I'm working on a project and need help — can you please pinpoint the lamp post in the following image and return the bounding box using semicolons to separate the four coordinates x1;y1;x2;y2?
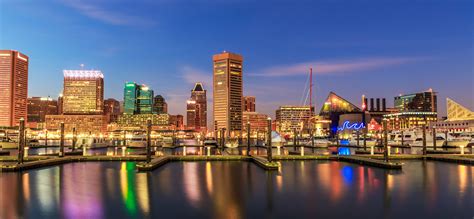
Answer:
17;118;25;164
422;125;427;156
267;117;272;162
383;120;389;163
432;126;437;151
146;119;151;163
45;129;48;147
72;127;76;151
59;122;65;157
247;122;251;156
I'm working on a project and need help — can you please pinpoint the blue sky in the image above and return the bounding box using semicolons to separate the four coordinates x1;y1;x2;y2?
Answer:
1;0;472;119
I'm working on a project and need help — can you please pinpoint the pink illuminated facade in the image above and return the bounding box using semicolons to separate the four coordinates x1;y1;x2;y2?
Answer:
0;50;28;127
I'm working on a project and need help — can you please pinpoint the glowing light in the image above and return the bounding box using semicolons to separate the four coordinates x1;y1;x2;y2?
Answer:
63;70;104;78
337;121;365;131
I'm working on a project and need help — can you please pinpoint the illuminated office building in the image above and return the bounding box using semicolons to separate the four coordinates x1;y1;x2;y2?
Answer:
243;96;256;112
0;50;28;127
385;89;438;130
186;83;207;132
137;85;154;114
116;114;169;130
242;111;268;134
153;95;168;114
123;82;138;114
276;106;314;134
213;51;243;136
62;70;104;115
123;82;154;115
27;97;58;123
394;89;437;112
104;98;121;123
170;114;184;130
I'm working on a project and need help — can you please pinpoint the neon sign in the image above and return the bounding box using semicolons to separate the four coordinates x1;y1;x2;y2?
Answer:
337;121;365;131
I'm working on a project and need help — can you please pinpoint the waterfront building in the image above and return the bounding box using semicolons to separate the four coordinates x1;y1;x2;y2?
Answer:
319;92;361;133
104;98;121;123
0;50;28;127
123;82;155;114
186;83;207;132
309;116;332;137
433;98;474;133
242;111;268;134
116;114;169;130
394;89;437;112
45;114;108;134
153;95;168;114
27;97;58;127
213;51;243;136
62;70;104;115
384;89;438;130
243;96;256;112
276;105;314;135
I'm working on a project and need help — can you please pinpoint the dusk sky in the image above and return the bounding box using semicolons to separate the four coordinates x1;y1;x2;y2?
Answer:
1;0;472;119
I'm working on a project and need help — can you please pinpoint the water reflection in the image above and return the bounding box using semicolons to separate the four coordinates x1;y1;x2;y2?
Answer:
0;160;472;218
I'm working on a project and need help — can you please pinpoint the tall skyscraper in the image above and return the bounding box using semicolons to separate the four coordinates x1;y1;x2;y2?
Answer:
186;83;207;132
243;96;256;112
62;70;104;115
213;51;243;136
0;50;29;127
123;82;154;115
153;95;168;114
137;85;154;114
124;82;138;114
394;89;437;112
46;69;107;134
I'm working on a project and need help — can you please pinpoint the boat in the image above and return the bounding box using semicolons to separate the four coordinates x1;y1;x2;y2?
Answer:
162;137;174;147
128;134;147;148
203;138;218;147
225;139;239;148
445;132;472;148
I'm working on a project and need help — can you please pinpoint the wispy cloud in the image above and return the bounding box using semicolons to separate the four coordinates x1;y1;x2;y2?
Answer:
59;0;154;26
180;66;212;90
250;57;423;77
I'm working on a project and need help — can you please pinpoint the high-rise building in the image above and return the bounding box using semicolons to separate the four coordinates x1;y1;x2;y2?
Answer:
62;70;104;115
27;97;58;123
243;96;256;112
394;89;437;112
186;83;207;132
213;51;243;136
153;95;168;114
57;93;63;115
124;82;138;114
137;85;154;114
0;50;28;127
104;98;121;123
385;89;438;130
123;82;154;115
276;106;313;134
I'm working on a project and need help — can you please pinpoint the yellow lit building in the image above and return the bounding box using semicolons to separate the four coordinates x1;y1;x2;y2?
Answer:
213;51;243;137
62;70;104;115
276;105;313;134
45;114;108;134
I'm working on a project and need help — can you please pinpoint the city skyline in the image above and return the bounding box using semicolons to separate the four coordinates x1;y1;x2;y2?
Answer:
1;0;472;120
